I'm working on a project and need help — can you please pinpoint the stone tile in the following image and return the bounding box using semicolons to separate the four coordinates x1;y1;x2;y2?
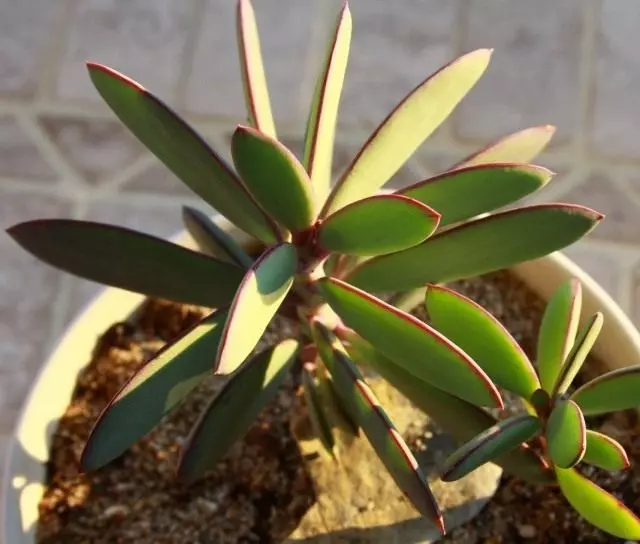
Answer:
591;2;640;158
0;116;57;182
556;172;640;244
185;0;315;123
56;0;195;103
455;0;583;146
122;160;193;196
67;200;184;316
0;191;72;417
39;115;145;184
563;244;622;300
0;0;64;97
339;0;457;131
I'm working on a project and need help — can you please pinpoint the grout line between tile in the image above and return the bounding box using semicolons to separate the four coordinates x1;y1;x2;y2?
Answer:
35;0;80;102
175;0;209;108
573;0;598;164
15;112;89;196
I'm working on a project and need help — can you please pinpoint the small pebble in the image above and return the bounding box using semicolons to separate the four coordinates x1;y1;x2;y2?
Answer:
517;524;537;538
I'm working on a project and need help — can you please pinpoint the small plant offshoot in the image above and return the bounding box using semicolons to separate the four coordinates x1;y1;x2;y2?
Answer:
8;0;640;539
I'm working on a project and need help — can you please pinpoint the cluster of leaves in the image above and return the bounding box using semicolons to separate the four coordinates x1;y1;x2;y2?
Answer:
8;0;634;538
414;279;640;539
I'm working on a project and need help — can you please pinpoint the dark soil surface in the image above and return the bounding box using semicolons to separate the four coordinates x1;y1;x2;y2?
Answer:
36;271;640;543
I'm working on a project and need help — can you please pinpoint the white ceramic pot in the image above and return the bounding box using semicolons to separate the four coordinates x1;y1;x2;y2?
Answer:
3;216;640;543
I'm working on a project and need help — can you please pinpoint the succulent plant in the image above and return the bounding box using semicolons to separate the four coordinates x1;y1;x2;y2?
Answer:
399;278;640;539
6;0;610;537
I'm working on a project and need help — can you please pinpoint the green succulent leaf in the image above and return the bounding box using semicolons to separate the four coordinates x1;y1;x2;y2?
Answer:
81;308;229;471
556;467;640;539
7;220;244;308
441;414;542;482
399;164;552;228
182;206;253;268
303;3;351;203
301;364;336;458
312;322;444;534
571;365;640;416
583;430;630;471
546;399;586;469
177;339;299;482
86;63;279;243
316;277;503;408
342;332;553;484
346;204;603;293
453;125;556;168
231;125;315;232
323;49;492;215
553;312;604;396
425;284;539;398
317;194;440;256
236;0;276;138
537;278;583;393
215;243;297;375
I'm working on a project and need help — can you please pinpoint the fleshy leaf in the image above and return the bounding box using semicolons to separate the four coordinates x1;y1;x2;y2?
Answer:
317;194;440;256
323;49;492;215
301;364;336;458
392;287;428;313
546;399;586;469
553;312;604;396
399;164;552;228
441;414;541;481
425;284;539;398
82;308;229;470
556;467;640;539
232;125;315;232
571;365;640;416
178;339;299;482
312;322;444;533
582;430;630;471
303;3;352;203
537;279;582;393
86;63;278;243
346;204;603;293
182;206;253;268
215;243;297;374
342;332;553;484
316;277;503;408
453;125;556;168
7;220;244;307
236;0;276;138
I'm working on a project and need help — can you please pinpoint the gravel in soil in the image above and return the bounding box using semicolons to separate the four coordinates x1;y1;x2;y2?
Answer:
36;271;640;543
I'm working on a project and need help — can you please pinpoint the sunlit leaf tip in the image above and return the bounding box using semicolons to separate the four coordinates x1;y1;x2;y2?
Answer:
453;124;556;168
556;467;640;539
236;0;276;138
214;243;297;375
583;430;630;472
425;284;539;398
322;48;493;216
303;0;352;202
553;312;604;396
86;62;145;92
